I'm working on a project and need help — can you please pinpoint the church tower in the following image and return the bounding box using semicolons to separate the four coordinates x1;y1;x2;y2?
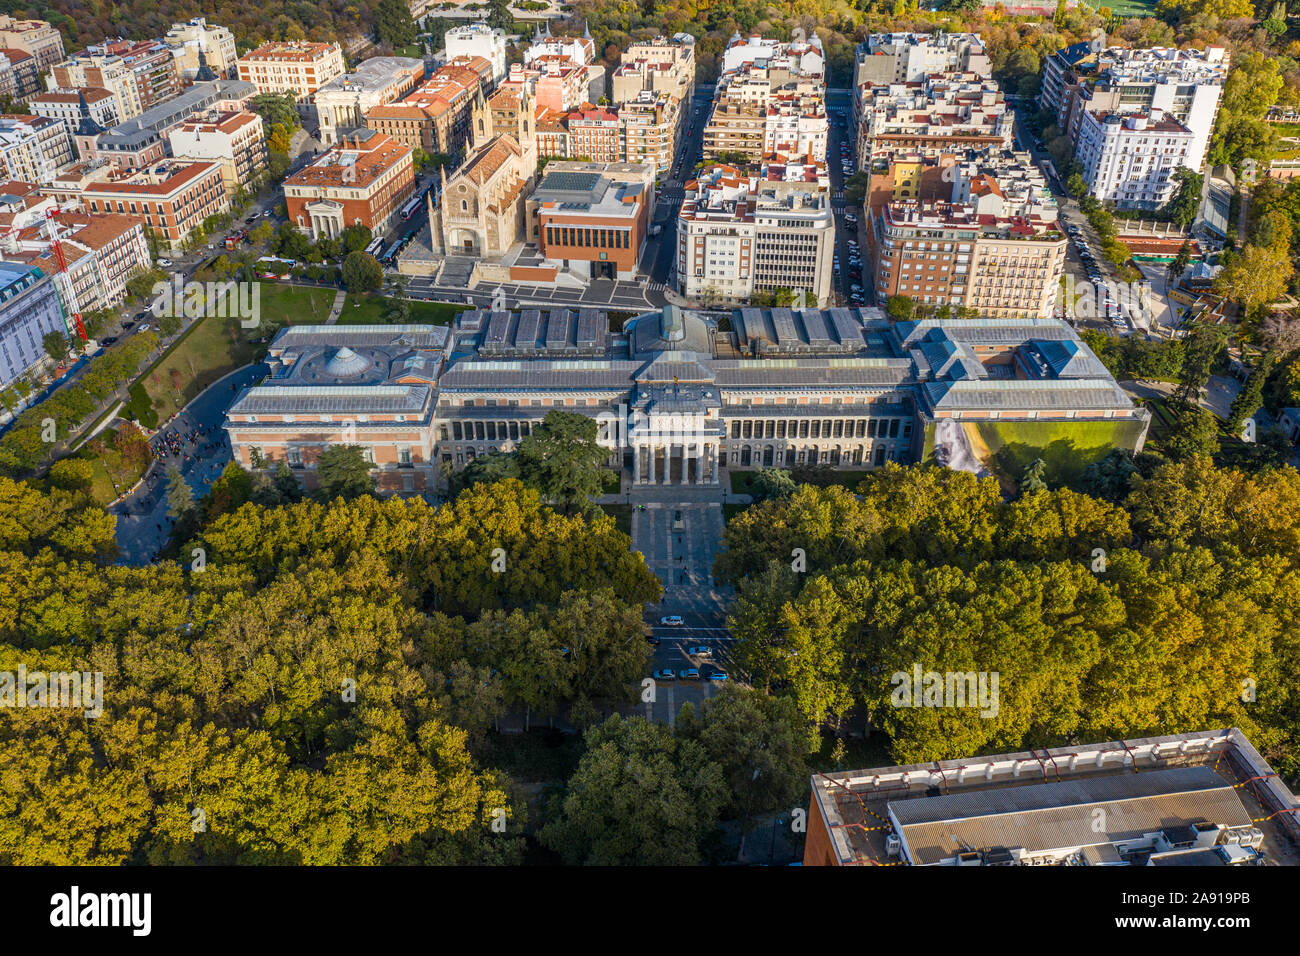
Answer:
516;81;537;176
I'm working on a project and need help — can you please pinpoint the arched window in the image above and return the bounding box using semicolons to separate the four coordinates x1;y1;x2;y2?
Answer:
461;199;468;212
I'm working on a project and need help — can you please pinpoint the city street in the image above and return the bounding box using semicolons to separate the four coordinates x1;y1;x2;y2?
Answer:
110;363;266;565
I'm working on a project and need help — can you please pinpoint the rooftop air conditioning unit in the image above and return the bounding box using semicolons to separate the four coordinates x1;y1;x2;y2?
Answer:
885;834;901;857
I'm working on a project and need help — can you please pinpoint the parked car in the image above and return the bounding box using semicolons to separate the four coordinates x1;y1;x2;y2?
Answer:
157;258;173;268
707;671;730;682
652;668;677;681
100;336;118;346
138;324;152;332
679;667;700;679
659;615;684;627
686;645;713;657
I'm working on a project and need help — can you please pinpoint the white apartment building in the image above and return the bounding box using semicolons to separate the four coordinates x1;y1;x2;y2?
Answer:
28;88;119;144
722;33;825;79
168;110;267;196
853;32;991;86
1076;109;1194;209
444;22;508;86
764;92;828;163
165;17;238;80
0;115;73;183
1046;45;1228;175
677;160;834;306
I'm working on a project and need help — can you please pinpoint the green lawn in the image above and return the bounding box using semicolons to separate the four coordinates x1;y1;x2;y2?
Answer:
600;503;632;537
258;283;338;326
336;294;463;326
140;312;262;424
728;468;866;496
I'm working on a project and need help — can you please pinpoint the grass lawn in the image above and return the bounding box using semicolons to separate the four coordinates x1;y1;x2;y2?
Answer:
138;284;337;424
1103;0;1158;16
140;313;260;424
336;294;462;326
69;424;152;505
259;283;338;326
728;468;865;496
600;503;632;537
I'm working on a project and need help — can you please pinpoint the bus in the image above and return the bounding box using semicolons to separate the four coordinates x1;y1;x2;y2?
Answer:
364;237;384;258
256;256;295;279
400;195;422;220
381;241;402;264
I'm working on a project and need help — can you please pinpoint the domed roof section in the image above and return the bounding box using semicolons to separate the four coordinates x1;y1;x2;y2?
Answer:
628;305;714;356
323;346;371;378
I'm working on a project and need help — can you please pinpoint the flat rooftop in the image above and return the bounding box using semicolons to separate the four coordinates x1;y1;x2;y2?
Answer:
808;729;1300;866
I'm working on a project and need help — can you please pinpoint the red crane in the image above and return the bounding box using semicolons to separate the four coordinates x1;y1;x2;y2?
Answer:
43;208;86;342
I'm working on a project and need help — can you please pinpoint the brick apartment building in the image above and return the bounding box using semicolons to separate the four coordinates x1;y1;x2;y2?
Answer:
237;41;346;99
80;159;228;248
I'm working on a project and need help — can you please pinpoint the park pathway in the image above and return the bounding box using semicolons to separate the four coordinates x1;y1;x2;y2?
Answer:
325;290;346;324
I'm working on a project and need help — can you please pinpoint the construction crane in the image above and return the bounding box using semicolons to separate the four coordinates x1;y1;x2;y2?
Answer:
42;207;87;342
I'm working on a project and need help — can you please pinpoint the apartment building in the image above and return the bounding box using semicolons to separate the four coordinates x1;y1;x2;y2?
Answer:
0;16;66;73
855;74;1012;170
1042;45;1227;174
284;129;415;239
1;209;150;316
619;90;678;173
1075;108;1195;209
853;32;991;87
364;61;487;162
566;105;621;163
0;48;37;101
237;41;346;99
315;56;424;147
168;110;267;196
529;165;652;280
677;164;755;303
165;17;238;80
611;34;695;107
80;159;228;248
722;33;825;79
0;263;63;386
116;39;184;111
77;78;256;169
705;37;827;167
535;107;570;159
0;115;73;183
763;90;828;162
751;159;835;307
677;159;834;306
869;195;1065;318
51;51;144;121
29;89;120;145
444;22;508;85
